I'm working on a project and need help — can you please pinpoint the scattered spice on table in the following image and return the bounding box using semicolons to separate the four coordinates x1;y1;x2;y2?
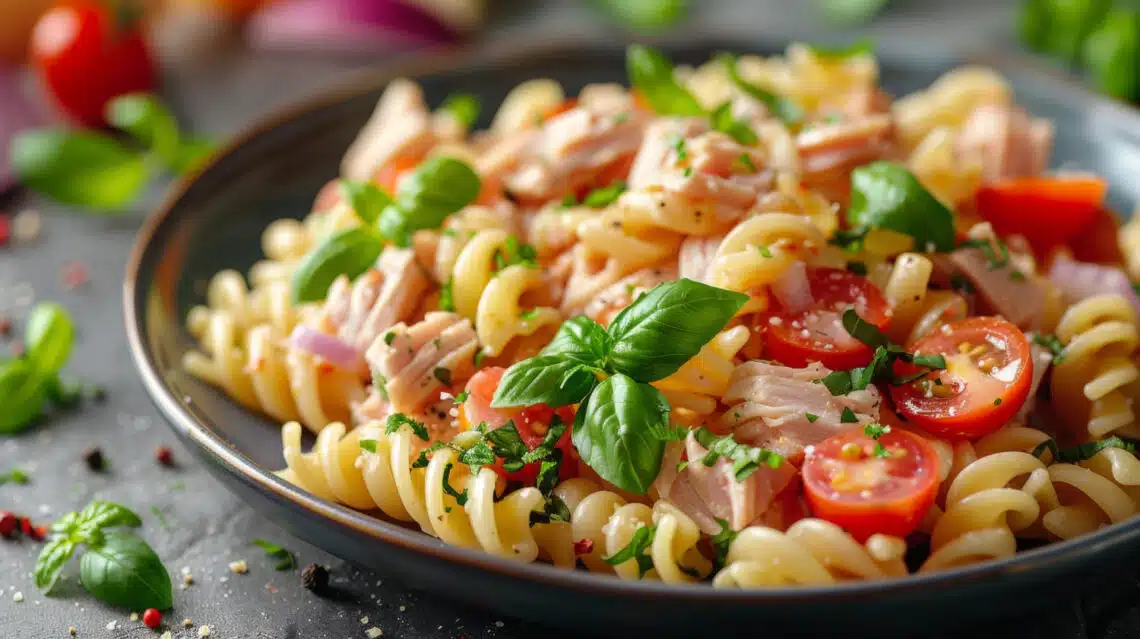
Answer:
183;618;194;628
1;511;21;536
9;342;24;357
143;607;162;628
11;209;41;245
301;563;329;594
155;445;174;466
13;591;23;602
0;314;10;337
228;560;248;574
61;261;89;290
366;627;383;638
82;447;105;471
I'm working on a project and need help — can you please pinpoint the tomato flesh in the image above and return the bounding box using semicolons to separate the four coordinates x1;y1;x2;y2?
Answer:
975;176;1106;255
890;317;1032;440
759;267;891;370
373;155;421;193
459;368;577;484
802;427;940;541
31;2;157;128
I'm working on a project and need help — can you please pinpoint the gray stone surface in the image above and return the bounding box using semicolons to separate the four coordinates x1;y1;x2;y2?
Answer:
2;1;1140;637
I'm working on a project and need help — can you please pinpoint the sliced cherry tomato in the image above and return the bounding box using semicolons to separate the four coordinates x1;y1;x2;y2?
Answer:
759;267;891;370
373;155;421;193
1069;206;1125;264
803;427;940;541
890;317;1032;440
31;1;157;128
458;367;577;484
541;98;578;121
975;175;1106;255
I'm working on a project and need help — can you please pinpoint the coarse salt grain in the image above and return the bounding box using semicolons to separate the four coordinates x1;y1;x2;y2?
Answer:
183;618;193;628
12;592;23;602
360;617;369;624
366;628;383;638
106;621;117;630
161;632;173;639
69;627;76;636
198;625;211;637
130;612;139;622
11;210;40;244
228;560;248;574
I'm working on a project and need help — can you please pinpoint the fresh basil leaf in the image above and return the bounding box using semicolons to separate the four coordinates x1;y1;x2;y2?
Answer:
10;130;149;212
492;356;597;408
104;93;181;171
438;93;481;128
34;538;76;592
79;531;172;610
847;162;955;252
1056;436;1137;463
290;227;383;303
45;374;83;409
572;374;669;494
540;316;612;365
807;38;876;59
484;422;530;472
0;359;47;434
441;463;468;506
1084;10;1140;101
602;523;656;577
607;279;748;382
534;449;564;496
386;413;429;441
456;439;494;473
709;101;758;145
710;518;738;570
378;156;481;246
24;302;75;375
625;45;705;116
1033;333;1067;364
77;501;143;531
716;53;803;126
841;308;889;351
340;180;393;225
911;353;947;369
840;407;859;423
582;181;628;208
594;0;689;31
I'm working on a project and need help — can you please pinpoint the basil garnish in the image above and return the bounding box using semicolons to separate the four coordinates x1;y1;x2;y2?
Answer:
581;181;628;208
818;309;946;395
626;45;705;116
1033;333;1067;364
573;374;671;494
378;156;481;246
438;92;481;129
540;315;613;364
847;161;956;252
340;179;392;225
491;356;597;408
693;428;783;481
709;102;758;145
1033;436;1138;463
607;278;748;381
290;227;383;303
602;523;657;577
716;53;804;127
710;518;739;570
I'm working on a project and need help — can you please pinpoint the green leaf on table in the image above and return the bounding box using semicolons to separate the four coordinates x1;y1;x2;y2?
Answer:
290;227;383;303
45;374;83;409
76;501;143;531
816;0;890;24
0;358;48;434
34;538;76;592
571;374;671;494
625;45;705;116
24;302;75;375
79;531;172;610
10;130;148;212
606;279;748;382
253;539;296;571
1084;10;1140;101
847;161;956;252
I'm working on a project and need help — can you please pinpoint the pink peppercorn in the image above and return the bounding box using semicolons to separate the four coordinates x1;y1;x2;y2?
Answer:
142;608;162;628
0;512;17;536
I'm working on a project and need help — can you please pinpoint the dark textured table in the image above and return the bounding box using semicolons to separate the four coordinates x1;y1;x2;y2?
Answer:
3;1;1140;636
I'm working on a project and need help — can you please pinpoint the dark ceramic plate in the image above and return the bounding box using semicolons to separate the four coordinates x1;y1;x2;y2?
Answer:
125;39;1140;636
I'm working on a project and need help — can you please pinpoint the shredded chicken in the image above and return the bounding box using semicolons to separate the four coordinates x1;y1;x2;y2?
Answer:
341;79;437;182
583;264;678;326
956;103;1053;182
653;434;798;534
322;248;431;352
351;389;458;437
677;234;724;284
365;312;478;414
722;360;881;461
947;247;1045;329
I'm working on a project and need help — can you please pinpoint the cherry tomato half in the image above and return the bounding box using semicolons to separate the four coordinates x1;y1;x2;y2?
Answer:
373;155;421;193
890;317;1032;440
802;427;940;541
458;367;577;484
759;267;891;370
31;1;157;128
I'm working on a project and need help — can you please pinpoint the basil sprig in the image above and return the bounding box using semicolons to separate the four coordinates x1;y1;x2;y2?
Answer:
290;156;480;302
716;53;804;127
493;279;747;493
35;501;172;610
1032;436;1138;463
818;309;947;395
0;303;85;434
847;162;956;253
626;45;706;116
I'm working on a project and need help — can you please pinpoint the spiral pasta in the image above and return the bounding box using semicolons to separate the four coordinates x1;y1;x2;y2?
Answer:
709;212;825;313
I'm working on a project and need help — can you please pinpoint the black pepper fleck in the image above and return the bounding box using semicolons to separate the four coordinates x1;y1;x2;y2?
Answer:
83;447;105;472
301;563;329;594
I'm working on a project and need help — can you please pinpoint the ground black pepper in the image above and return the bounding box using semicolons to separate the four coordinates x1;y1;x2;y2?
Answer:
300;563;329;593
83;447;105;472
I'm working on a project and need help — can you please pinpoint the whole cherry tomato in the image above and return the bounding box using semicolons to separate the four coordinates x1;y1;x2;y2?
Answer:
31;1;157;127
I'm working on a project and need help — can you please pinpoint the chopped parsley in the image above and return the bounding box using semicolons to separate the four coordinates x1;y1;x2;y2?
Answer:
603;524;656;577
473;350;486;368
669;134;688;161
710;518;739;571
385;413;429;441
682;167;693;177
872;443;892;459
863;423;890;439
454;390;470;403
359;439;378;453
433;367;453;386
805;413;819;423
383;331;397;345
582;181;627;208
994;398;1002;406
828;227;870;252
756;245;773;258
438;277;456;312
694;428;783;481
818;309;946;396
520;308;540;321
1033;333;1066;364
734;153;757;173
1033;436;1139;463
493;235;538;271
840;407;859;423
958;237;1012;271
441;463;468;506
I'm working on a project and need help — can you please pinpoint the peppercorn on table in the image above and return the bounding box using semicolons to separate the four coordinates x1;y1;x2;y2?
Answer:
4;0;1140;637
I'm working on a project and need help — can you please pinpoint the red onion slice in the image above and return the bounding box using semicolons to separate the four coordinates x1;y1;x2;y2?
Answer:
248;0;459;55
1048;256;1140;316
290;325;367;374
771;260;813;314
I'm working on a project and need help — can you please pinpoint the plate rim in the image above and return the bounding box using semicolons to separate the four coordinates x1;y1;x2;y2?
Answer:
123;35;1140;602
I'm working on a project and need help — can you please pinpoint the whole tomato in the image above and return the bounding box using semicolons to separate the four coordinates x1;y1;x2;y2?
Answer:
30;1;157;127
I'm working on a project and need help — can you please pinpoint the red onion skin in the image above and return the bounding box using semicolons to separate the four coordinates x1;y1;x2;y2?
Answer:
290;325;367;374
248;0;458;54
1048;256;1140;317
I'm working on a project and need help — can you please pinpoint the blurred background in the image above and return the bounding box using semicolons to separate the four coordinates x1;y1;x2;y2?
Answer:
2;0;1129;212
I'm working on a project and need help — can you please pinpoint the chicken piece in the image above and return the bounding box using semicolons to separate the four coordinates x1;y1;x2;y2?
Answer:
956;103;1053;182
797;113;895;176
504;99;647;201
946;227;1046;330
820;87;893;123
627;117;708;190
366;312;478;414
722;360;881;462
322;248;431;352
341;79;437;182
583;264;678;326
653;434;798;534
677;234;724;284
351;389;458;437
